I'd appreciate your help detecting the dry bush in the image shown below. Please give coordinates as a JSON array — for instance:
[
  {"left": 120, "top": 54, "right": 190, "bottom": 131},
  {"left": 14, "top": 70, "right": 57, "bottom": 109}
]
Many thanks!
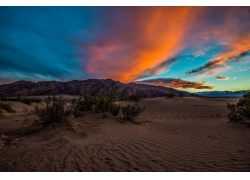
[
  {"left": 0, "top": 102, "right": 16, "bottom": 113},
  {"left": 33, "top": 96, "right": 71, "bottom": 125},
  {"left": 0, "top": 109, "right": 3, "bottom": 119},
  {"left": 20, "top": 97, "right": 41, "bottom": 105},
  {"left": 166, "top": 93, "right": 176, "bottom": 99},
  {"left": 71, "top": 91, "right": 120, "bottom": 117},
  {"left": 0, "top": 96, "right": 41, "bottom": 105},
  {"left": 227, "top": 92, "right": 250, "bottom": 126},
  {"left": 110, "top": 104, "right": 121, "bottom": 117},
  {"left": 128, "top": 94, "right": 141, "bottom": 103},
  {"left": 121, "top": 104, "right": 145, "bottom": 121}
]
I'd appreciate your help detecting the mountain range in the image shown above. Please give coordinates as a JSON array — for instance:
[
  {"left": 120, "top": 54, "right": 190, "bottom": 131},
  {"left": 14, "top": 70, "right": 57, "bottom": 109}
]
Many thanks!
[
  {"left": 196, "top": 90, "right": 250, "bottom": 97},
  {"left": 0, "top": 79, "right": 192, "bottom": 99}
]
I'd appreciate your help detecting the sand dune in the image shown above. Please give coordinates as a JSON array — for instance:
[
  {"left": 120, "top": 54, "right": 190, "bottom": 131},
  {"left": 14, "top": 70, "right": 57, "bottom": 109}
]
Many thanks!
[{"left": 0, "top": 97, "right": 249, "bottom": 172}]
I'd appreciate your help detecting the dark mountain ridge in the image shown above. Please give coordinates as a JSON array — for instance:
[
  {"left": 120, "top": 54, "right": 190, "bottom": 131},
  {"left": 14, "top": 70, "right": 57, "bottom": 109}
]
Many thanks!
[
  {"left": 0, "top": 79, "right": 192, "bottom": 99},
  {"left": 196, "top": 90, "right": 250, "bottom": 97}
]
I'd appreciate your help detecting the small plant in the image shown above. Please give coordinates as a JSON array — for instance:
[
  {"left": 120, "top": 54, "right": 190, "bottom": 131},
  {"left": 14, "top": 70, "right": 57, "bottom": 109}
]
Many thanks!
[
  {"left": 118, "top": 98, "right": 128, "bottom": 102},
  {"left": 0, "top": 109, "right": 3, "bottom": 119},
  {"left": 227, "top": 92, "right": 250, "bottom": 126},
  {"left": 0, "top": 96, "right": 41, "bottom": 105},
  {"left": 71, "top": 90, "right": 119, "bottom": 117},
  {"left": 33, "top": 96, "right": 71, "bottom": 125},
  {"left": 128, "top": 94, "right": 141, "bottom": 104},
  {"left": 166, "top": 93, "right": 176, "bottom": 99},
  {"left": 21, "top": 97, "right": 41, "bottom": 105},
  {"left": 121, "top": 104, "right": 145, "bottom": 121},
  {"left": 110, "top": 104, "right": 120, "bottom": 117},
  {"left": 0, "top": 102, "right": 16, "bottom": 113}
]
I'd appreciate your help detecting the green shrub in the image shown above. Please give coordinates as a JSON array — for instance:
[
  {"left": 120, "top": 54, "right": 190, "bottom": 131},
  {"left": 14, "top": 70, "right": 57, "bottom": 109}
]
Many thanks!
[
  {"left": 0, "top": 102, "right": 16, "bottom": 113},
  {"left": 227, "top": 92, "right": 250, "bottom": 126},
  {"left": 33, "top": 96, "right": 71, "bottom": 125},
  {"left": 121, "top": 104, "right": 145, "bottom": 121}
]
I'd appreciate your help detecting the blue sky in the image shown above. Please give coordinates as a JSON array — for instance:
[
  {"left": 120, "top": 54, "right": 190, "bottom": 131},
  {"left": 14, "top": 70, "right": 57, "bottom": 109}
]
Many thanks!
[{"left": 0, "top": 7, "right": 250, "bottom": 92}]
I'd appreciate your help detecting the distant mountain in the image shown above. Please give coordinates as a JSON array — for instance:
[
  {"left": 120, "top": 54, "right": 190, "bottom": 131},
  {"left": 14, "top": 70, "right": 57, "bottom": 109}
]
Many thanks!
[
  {"left": 196, "top": 90, "right": 250, "bottom": 97},
  {"left": 0, "top": 79, "right": 192, "bottom": 99}
]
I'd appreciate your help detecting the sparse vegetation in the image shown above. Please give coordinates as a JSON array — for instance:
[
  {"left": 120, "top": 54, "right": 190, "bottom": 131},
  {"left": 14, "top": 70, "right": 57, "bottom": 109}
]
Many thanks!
[
  {"left": 0, "top": 96, "right": 41, "bottom": 105},
  {"left": 128, "top": 94, "right": 141, "bottom": 104},
  {"left": 121, "top": 104, "right": 145, "bottom": 121},
  {"left": 227, "top": 92, "right": 250, "bottom": 126},
  {"left": 118, "top": 97, "right": 128, "bottom": 102},
  {"left": 33, "top": 96, "right": 71, "bottom": 125},
  {"left": 71, "top": 91, "right": 120, "bottom": 117},
  {"left": 110, "top": 104, "right": 120, "bottom": 117},
  {"left": 0, "top": 102, "right": 16, "bottom": 113},
  {"left": 0, "top": 109, "right": 3, "bottom": 119},
  {"left": 166, "top": 93, "right": 176, "bottom": 99}
]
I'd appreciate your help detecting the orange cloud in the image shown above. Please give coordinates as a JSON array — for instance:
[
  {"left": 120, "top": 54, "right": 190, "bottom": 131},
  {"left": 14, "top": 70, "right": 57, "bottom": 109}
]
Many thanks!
[
  {"left": 187, "top": 34, "right": 250, "bottom": 76},
  {"left": 83, "top": 7, "right": 200, "bottom": 82},
  {"left": 186, "top": 7, "right": 250, "bottom": 77},
  {"left": 82, "top": 7, "right": 250, "bottom": 82},
  {"left": 136, "top": 78, "right": 214, "bottom": 89}
]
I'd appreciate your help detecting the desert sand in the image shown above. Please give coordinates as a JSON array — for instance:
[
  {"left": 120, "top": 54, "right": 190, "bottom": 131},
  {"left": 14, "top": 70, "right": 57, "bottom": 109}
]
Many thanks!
[{"left": 0, "top": 97, "right": 249, "bottom": 172}]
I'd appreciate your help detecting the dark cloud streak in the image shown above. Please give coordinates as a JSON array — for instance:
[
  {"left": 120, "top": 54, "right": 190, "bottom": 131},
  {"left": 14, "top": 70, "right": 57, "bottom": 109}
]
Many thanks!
[
  {"left": 216, "top": 76, "right": 229, "bottom": 80},
  {"left": 186, "top": 49, "right": 250, "bottom": 76},
  {"left": 136, "top": 78, "right": 214, "bottom": 89}
]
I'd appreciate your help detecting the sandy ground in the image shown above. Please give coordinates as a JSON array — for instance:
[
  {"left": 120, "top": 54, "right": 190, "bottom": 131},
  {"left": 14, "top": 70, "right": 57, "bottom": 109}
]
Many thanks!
[{"left": 0, "top": 97, "right": 249, "bottom": 172}]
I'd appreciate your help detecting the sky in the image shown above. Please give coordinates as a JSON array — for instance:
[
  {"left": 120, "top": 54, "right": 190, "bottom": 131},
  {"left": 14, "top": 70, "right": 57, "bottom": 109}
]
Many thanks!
[{"left": 0, "top": 6, "right": 250, "bottom": 92}]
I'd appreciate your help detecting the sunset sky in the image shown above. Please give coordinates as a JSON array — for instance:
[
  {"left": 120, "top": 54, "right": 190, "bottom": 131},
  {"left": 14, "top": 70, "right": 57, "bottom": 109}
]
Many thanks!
[{"left": 0, "top": 6, "right": 250, "bottom": 92}]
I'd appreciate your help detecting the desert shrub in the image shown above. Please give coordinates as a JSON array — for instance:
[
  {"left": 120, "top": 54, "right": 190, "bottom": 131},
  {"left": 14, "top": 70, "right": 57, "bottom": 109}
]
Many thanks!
[
  {"left": 0, "top": 109, "right": 3, "bottom": 118},
  {"left": 0, "top": 102, "right": 16, "bottom": 113},
  {"left": 227, "top": 92, "right": 250, "bottom": 126},
  {"left": 166, "top": 93, "right": 176, "bottom": 99},
  {"left": 33, "top": 96, "right": 71, "bottom": 125},
  {"left": 71, "top": 91, "right": 119, "bottom": 117},
  {"left": 0, "top": 96, "right": 18, "bottom": 102},
  {"left": 128, "top": 94, "right": 141, "bottom": 103},
  {"left": 21, "top": 97, "right": 41, "bottom": 105},
  {"left": 118, "top": 98, "right": 128, "bottom": 102},
  {"left": 110, "top": 104, "right": 121, "bottom": 117},
  {"left": 121, "top": 104, "right": 145, "bottom": 121},
  {"left": 0, "top": 96, "right": 41, "bottom": 105},
  {"left": 70, "top": 97, "right": 84, "bottom": 117},
  {"left": 179, "top": 92, "right": 184, "bottom": 97}
]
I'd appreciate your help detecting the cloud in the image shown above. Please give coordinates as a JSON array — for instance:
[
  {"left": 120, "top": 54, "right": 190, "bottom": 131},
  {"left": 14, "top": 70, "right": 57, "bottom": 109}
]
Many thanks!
[
  {"left": 186, "top": 46, "right": 250, "bottom": 76},
  {"left": 136, "top": 57, "right": 179, "bottom": 79},
  {"left": 1, "top": 7, "right": 250, "bottom": 84},
  {"left": 216, "top": 76, "right": 229, "bottom": 80},
  {"left": 136, "top": 78, "right": 214, "bottom": 89},
  {"left": 81, "top": 7, "right": 201, "bottom": 82},
  {"left": 232, "top": 77, "right": 237, "bottom": 80},
  {"left": 0, "top": 7, "right": 90, "bottom": 82},
  {"left": 81, "top": 7, "right": 250, "bottom": 82}
]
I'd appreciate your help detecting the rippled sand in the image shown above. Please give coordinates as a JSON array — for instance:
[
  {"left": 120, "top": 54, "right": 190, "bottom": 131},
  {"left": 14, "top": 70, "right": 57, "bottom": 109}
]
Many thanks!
[{"left": 0, "top": 97, "right": 249, "bottom": 171}]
